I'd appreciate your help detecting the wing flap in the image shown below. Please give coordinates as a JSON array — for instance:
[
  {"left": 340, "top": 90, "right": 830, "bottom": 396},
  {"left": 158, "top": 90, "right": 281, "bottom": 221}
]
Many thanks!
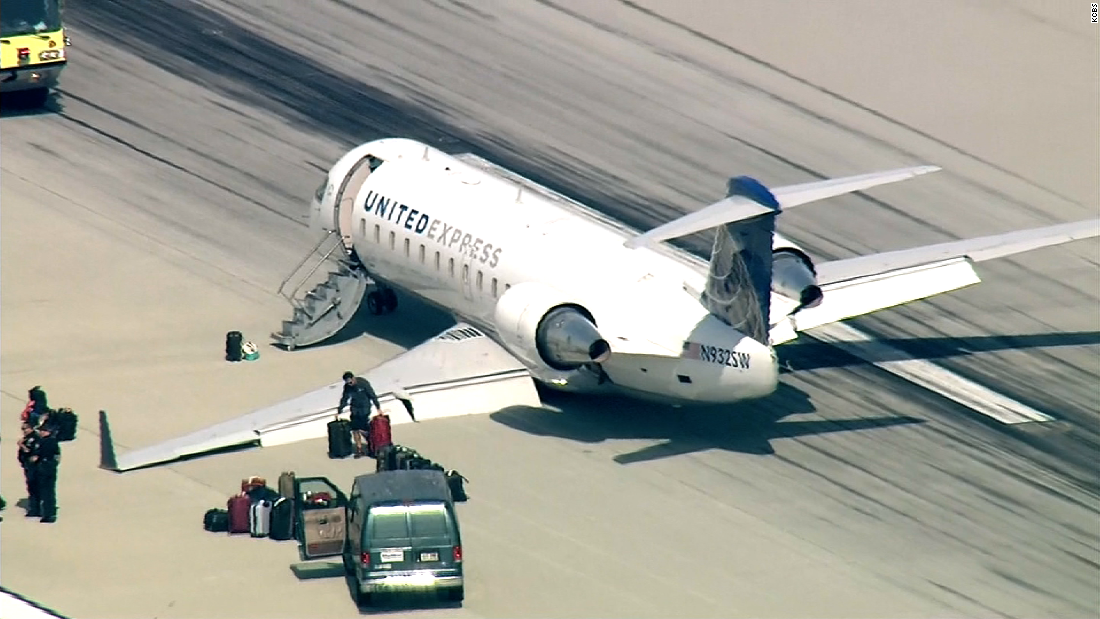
[
  {"left": 257, "top": 368, "right": 535, "bottom": 448},
  {"left": 112, "top": 323, "right": 539, "bottom": 471},
  {"left": 770, "top": 257, "right": 981, "bottom": 345},
  {"left": 816, "top": 218, "right": 1100, "bottom": 285}
]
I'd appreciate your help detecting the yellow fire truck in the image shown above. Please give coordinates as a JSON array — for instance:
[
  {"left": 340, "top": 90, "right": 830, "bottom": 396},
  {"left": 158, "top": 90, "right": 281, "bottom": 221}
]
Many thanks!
[{"left": 1, "top": 0, "right": 69, "bottom": 107}]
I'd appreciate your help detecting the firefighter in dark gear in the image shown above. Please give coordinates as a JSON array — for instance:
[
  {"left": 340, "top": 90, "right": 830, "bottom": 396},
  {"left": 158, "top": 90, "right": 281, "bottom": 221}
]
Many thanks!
[
  {"left": 338, "top": 371, "right": 382, "bottom": 458},
  {"left": 22, "top": 386, "right": 49, "bottom": 427},
  {"left": 33, "top": 424, "right": 61, "bottom": 523},
  {"left": 17, "top": 422, "right": 41, "bottom": 517}
]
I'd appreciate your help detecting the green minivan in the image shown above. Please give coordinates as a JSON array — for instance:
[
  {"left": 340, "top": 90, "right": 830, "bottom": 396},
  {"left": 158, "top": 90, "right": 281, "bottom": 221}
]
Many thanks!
[{"left": 341, "top": 470, "right": 464, "bottom": 606}]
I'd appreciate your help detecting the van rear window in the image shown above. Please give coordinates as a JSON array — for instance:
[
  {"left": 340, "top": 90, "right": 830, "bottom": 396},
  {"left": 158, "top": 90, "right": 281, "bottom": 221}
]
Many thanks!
[
  {"left": 409, "top": 504, "right": 449, "bottom": 538},
  {"left": 369, "top": 506, "right": 410, "bottom": 540},
  {"left": 368, "top": 503, "right": 449, "bottom": 541}
]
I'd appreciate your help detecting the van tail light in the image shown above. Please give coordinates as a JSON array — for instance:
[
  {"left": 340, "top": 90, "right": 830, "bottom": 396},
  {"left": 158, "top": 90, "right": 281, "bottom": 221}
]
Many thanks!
[
  {"left": 453, "top": 545, "right": 462, "bottom": 562},
  {"left": 360, "top": 552, "right": 370, "bottom": 566}
]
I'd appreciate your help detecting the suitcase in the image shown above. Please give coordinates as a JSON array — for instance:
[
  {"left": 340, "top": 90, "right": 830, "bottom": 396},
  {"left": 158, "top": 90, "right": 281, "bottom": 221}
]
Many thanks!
[
  {"left": 53, "top": 408, "right": 78, "bottom": 441},
  {"left": 269, "top": 497, "right": 295, "bottom": 541},
  {"left": 225, "top": 330, "right": 243, "bottom": 362},
  {"left": 247, "top": 486, "right": 280, "bottom": 504},
  {"left": 445, "top": 470, "right": 469, "bottom": 502},
  {"left": 227, "top": 494, "right": 251, "bottom": 534},
  {"left": 250, "top": 499, "right": 272, "bottom": 538},
  {"left": 278, "top": 471, "right": 296, "bottom": 501},
  {"left": 204, "top": 508, "right": 229, "bottom": 532},
  {"left": 394, "top": 445, "right": 421, "bottom": 470},
  {"left": 241, "top": 476, "right": 266, "bottom": 493},
  {"left": 375, "top": 445, "right": 398, "bottom": 472},
  {"left": 327, "top": 419, "right": 353, "bottom": 459},
  {"left": 368, "top": 414, "right": 393, "bottom": 455}
]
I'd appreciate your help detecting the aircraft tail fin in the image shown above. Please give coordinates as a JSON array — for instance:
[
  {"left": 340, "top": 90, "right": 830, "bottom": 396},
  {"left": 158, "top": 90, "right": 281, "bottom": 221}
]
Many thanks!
[{"left": 699, "top": 177, "right": 780, "bottom": 345}]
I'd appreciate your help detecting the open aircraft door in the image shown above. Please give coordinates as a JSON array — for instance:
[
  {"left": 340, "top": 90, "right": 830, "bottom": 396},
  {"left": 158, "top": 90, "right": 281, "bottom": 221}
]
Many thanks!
[{"left": 294, "top": 476, "right": 348, "bottom": 559}]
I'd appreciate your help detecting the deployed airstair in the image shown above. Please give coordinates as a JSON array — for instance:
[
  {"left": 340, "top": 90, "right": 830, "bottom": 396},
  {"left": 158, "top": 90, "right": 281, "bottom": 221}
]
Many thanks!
[{"left": 271, "top": 230, "right": 370, "bottom": 350}]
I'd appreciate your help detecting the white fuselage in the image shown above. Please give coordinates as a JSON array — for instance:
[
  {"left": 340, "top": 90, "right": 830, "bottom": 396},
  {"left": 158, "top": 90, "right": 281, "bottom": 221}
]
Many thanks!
[{"left": 311, "top": 138, "right": 780, "bottom": 405}]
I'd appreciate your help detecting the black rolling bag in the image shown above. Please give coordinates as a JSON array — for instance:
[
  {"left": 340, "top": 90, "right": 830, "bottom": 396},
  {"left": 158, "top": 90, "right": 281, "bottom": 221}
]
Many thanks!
[
  {"left": 225, "top": 331, "right": 243, "bottom": 362},
  {"left": 327, "top": 419, "right": 353, "bottom": 458}
]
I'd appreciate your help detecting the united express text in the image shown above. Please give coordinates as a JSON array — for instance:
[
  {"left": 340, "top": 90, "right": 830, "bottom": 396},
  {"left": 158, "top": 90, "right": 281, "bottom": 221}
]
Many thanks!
[{"left": 363, "top": 190, "right": 502, "bottom": 268}]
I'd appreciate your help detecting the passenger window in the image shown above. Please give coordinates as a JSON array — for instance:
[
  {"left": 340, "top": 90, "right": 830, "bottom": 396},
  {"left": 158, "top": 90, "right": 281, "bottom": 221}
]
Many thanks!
[
  {"left": 476, "top": 270, "right": 483, "bottom": 289},
  {"left": 435, "top": 251, "right": 441, "bottom": 270},
  {"left": 404, "top": 238, "right": 410, "bottom": 257},
  {"left": 358, "top": 219, "right": 366, "bottom": 237},
  {"left": 298, "top": 479, "right": 339, "bottom": 509},
  {"left": 491, "top": 278, "right": 498, "bottom": 297},
  {"left": 419, "top": 244, "right": 425, "bottom": 263},
  {"left": 463, "top": 264, "right": 469, "bottom": 283},
  {"left": 448, "top": 258, "right": 455, "bottom": 277},
  {"left": 389, "top": 231, "right": 395, "bottom": 250},
  {"left": 374, "top": 224, "right": 380, "bottom": 243}
]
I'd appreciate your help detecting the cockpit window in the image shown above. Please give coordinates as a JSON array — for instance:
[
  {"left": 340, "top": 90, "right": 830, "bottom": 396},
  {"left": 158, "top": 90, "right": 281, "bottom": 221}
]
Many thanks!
[{"left": 313, "top": 179, "right": 327, "bottom": 202}]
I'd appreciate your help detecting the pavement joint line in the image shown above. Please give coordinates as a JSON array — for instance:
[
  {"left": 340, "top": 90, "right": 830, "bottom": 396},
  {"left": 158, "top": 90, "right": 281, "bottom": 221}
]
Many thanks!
[{"left": 804, "top": 321, "right": 1056, "bottom": 424}]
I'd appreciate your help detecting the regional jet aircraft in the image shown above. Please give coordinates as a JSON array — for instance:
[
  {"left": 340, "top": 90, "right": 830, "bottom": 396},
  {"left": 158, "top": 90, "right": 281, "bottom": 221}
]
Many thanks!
[{"left": 112, "top": 138, "right": 1099, "bottom": 471}]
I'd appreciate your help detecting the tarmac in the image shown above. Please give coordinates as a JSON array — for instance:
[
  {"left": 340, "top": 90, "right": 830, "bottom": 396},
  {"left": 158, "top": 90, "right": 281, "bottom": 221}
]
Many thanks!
[{"left": 1, "top": 1, "right": 1097, "bottom": 618}]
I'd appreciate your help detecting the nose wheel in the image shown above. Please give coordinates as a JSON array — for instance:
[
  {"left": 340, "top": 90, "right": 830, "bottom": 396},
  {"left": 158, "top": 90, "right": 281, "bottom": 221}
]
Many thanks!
[{"left": 366, "top": 287, "right": 398, "bottom": 315}]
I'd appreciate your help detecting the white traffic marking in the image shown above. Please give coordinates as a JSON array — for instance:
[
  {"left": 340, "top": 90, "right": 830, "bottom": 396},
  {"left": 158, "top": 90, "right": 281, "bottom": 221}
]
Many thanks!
[{"left": 805, "top": 322, "right": 1055, "bottom": 424}]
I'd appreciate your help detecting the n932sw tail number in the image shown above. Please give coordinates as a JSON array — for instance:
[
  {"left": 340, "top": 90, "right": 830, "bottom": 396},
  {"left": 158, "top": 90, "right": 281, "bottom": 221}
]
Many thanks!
[{"left": 697, "top": 343, "right": 751, "bottom": 369}]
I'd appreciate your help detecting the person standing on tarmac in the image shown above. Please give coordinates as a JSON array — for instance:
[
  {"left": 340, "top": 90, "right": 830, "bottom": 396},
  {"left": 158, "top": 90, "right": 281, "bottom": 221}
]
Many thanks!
[
  {"left": 22, "top": 386, "right": 49, "bottom": 427},
  {"left": 17, "top": 422, "right": 41, "bottom": 518},
  {"left": 338, "top": 371, "right": 382, "bottom": 458},
  {"left": 32, "top": 424, "right": 61, "bottom": 523}
]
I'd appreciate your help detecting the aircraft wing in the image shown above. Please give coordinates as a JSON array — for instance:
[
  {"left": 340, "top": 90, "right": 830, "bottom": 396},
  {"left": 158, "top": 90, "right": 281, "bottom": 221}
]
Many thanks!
[
  {"left": 814, "top": 218, "right": 1100, "bottom": 284},
  {"left": 769, "top": 219, "right": 1100, "bottom": 345},
  {"left": 111, "top": 323, "right": 540, "bottom": 472}
]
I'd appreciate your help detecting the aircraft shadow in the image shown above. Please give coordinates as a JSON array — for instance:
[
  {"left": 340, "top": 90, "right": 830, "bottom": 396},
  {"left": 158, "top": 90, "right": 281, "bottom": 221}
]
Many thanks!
[
  {"left": 491, "top": 383, "right": 924, "bottom": 464},
  {"left": 777, "top": 331, "right": 1100, "bottom": 373}
]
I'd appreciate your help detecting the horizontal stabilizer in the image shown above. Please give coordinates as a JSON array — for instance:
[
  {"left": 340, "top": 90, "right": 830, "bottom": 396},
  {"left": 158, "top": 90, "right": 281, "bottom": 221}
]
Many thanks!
[
  {"left": 112, "top": 324, "right": 540, "bottom": 471},
  {"left": 816, "top": 218, "right": 1100, "bottom": 285},
  {"left": 625, "top": 166, "right": 940, "bottom": 249}
]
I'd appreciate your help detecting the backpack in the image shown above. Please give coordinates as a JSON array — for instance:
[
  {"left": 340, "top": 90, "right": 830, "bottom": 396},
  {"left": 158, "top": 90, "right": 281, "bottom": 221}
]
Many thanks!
[
  {"left": 446, "top": 470, "right": 469, "bottom": 502},
  {"left": 53, "top": 408, "right": 78, "bottom": 442},
  {"left": 204, "top": 508, "right": 229, "bottom": 532}
]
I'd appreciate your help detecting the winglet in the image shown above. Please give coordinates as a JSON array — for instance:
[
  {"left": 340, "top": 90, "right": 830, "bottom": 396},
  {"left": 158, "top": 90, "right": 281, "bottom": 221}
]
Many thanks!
[{"left": 624, "top": 165, "right": 941, "bottom": 249}]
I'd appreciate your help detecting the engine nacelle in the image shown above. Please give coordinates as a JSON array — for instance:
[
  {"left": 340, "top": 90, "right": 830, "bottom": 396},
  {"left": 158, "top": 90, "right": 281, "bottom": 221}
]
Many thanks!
[
  {"left": 494, "top": 282, "right": 611, "bottom": 372},
  {"left": 772, "top": 247, "right": 823, "bottom": 311}
]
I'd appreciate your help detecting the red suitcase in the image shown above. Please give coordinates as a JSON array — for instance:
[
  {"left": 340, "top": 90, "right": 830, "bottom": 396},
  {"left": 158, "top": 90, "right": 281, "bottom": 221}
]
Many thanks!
[
  {"left": 227, "top": 494, "right": 251, "bottom": 534},
  {"left": 368, "top": 413, "right": 392, "bottom": 456}
]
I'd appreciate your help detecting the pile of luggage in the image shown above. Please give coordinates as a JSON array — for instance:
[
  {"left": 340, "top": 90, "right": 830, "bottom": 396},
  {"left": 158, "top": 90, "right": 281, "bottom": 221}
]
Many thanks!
[
  {"left": 225, "top": 330, "right": 259, "bottom": 362},
  {"left": 202, "top": 473, "right": 297, "bottom": 540},
  {"left": 323, "top": 410, "right": 469, "bottom": 503},
  {"left": 378, "top": 445, "right": 469, "bottom": 502}
]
